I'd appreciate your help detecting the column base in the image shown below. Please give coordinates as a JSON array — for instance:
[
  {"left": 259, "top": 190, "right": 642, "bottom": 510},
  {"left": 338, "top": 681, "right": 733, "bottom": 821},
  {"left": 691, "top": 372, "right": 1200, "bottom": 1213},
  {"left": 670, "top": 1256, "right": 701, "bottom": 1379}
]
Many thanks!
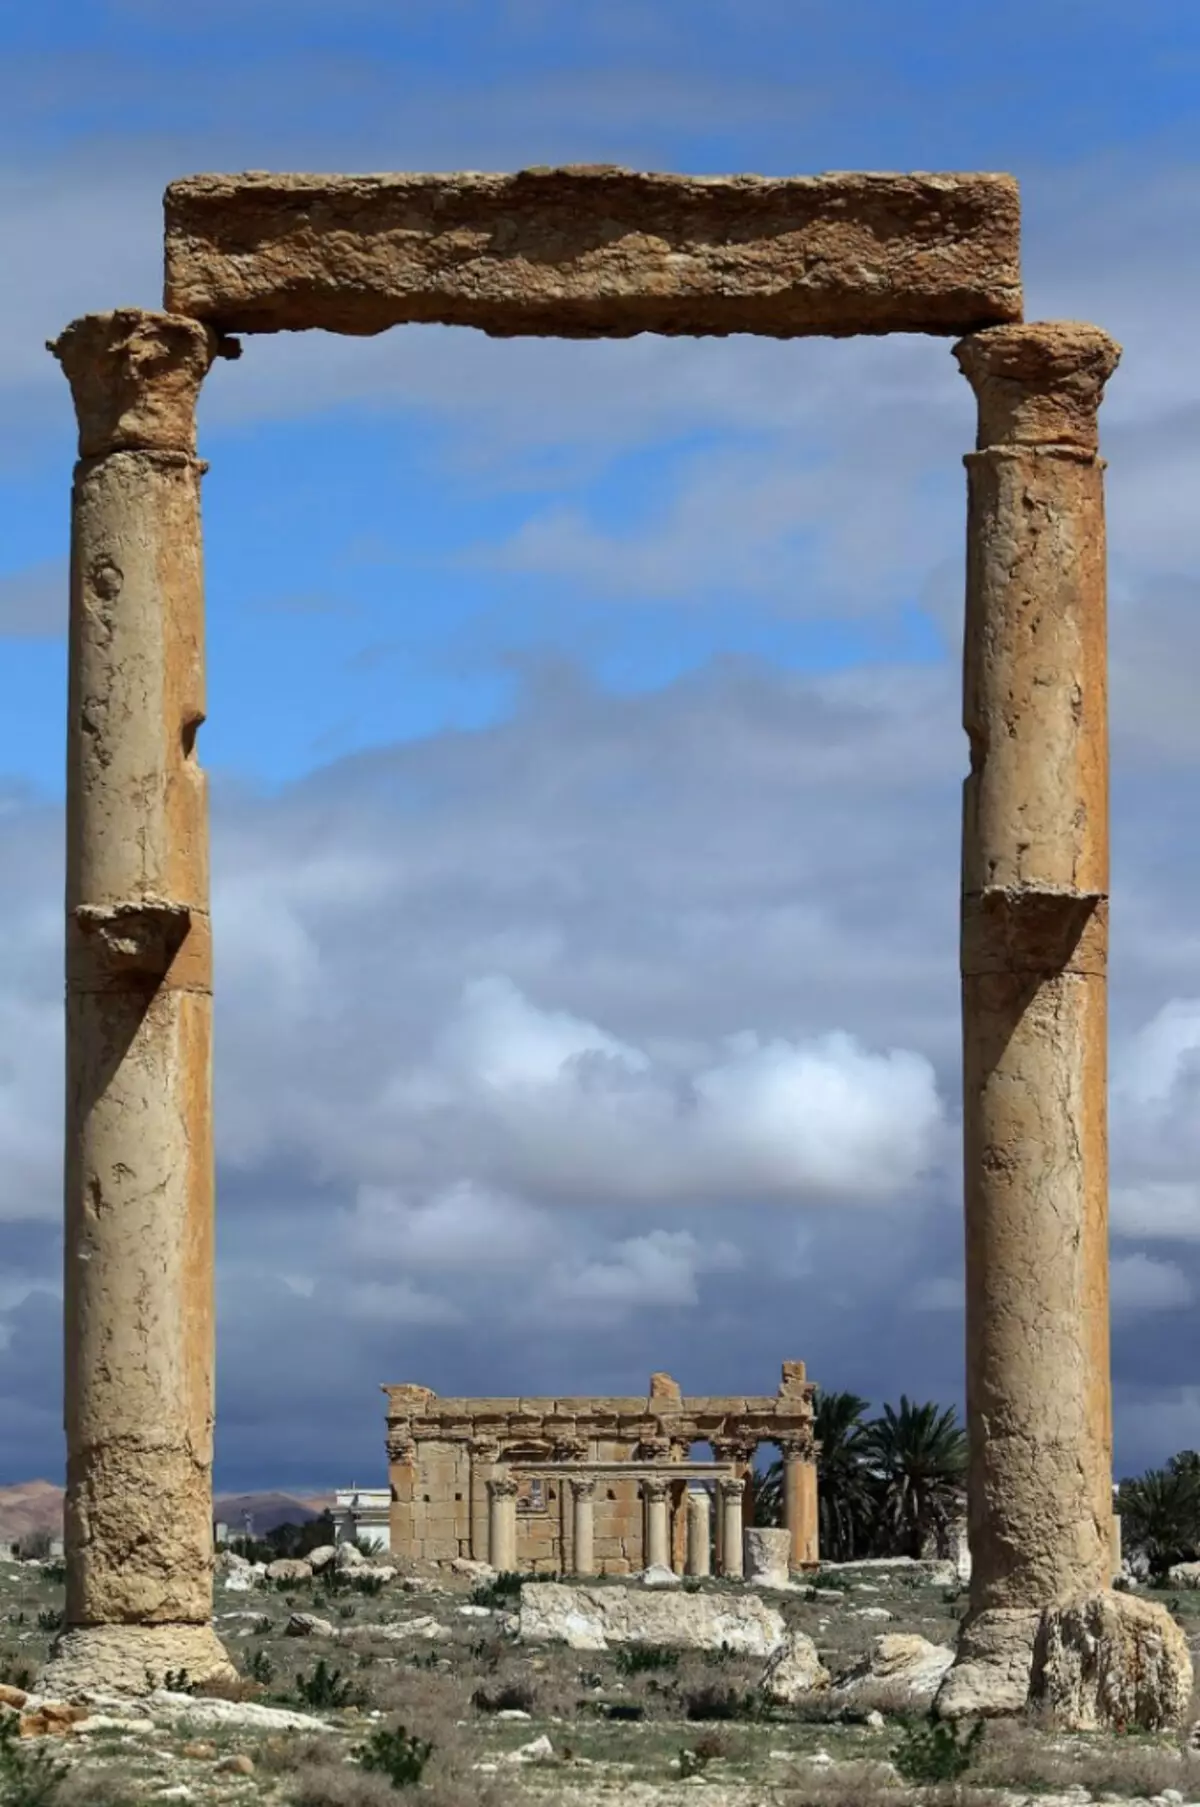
[
  {"left": 38, "top": 1623, "right": 237, "bottom": 1699},
  {"left": 935, "top": 1592, "right": 1192, "bottom": 1730}
]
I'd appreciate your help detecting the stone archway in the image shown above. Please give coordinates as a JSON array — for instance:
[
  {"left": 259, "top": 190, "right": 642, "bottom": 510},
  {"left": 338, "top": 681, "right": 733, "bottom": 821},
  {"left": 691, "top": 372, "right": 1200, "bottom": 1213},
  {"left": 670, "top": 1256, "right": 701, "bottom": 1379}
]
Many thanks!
[{"left": 39, "top": 165, "right": 1189, "bottom": 1723}]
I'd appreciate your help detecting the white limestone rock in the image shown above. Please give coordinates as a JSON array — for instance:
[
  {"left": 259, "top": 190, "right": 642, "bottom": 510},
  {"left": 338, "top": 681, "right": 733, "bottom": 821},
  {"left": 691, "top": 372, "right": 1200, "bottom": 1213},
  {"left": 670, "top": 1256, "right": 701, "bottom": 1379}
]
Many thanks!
[
  {"left": 266, "top": 1559, "right": 313, "bottom": 1582},
  {"left": 760, "top": 1630, "right": 830, "bottom": 1703},
  {"left": 1168, "top": 1561, "right": 1200, "bottom": 1589},
  {"left": 307, "top": 1545, "right": 338, "bottom": 1573},
  {"left": 839, "top": 1633, "right": 955, "bottom": 1708},
  {"left": 519, "top": 1582, "right": 787, "bottom": 1656},
  {"left": 147, "top": 1690, "right": 330, "bottom": 1733},
  {"left": 744, "top": 1528, "right": 791, "bottom": 1589},
  {"left": 639, "top": 1564, "right": 682, "bottom": 1589},
  {"left": 335, "top": 1542, "right": 368, "bottom": 1569}
]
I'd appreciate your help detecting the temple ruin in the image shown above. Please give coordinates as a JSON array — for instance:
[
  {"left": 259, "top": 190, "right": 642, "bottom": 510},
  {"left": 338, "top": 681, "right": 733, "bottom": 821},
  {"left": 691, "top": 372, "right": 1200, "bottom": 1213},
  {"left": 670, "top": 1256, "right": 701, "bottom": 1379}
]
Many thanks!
[
  {"left": 383, "top": 1364, "right": 819, "bottom": 1577},
  {"left": 39, "top": 163, "right": 1191, "bottom": 1723}
]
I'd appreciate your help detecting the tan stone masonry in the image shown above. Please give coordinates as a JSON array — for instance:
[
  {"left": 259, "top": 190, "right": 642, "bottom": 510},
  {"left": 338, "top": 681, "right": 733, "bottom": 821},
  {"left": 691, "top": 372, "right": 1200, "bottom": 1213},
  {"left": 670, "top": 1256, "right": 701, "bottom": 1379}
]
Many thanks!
[{"left": 382, "top": 1365, "right": 817, "bottom": 1576}]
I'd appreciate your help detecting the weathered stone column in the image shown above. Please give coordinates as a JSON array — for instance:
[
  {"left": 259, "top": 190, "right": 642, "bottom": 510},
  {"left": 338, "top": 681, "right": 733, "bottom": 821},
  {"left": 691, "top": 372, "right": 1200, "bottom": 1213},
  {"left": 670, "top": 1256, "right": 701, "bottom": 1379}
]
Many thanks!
[
  {"left": 937, "top": 322, "right": 1190, "bottom": 1729},
  {"left": 487, "top": 1475, "right": 519, "bottom": 1573},
  {"left": 718, "top": 1477, "right": 745, "bottom": 1579},
  {"left": 686, "top": 1489, "right": 712, "bottom": 1577},
  {"left": 571, "top": 1479, "right": 596, "bottom": 1578},
  {"left": 644, "top": 1478, "right": 671, "bottom": 1571},
  {"left": 782, "top": 1433, "right": 820, "bottom": 1570},
  {"left": 41, "top": 310, "right": 235, "bottom": 1695}
]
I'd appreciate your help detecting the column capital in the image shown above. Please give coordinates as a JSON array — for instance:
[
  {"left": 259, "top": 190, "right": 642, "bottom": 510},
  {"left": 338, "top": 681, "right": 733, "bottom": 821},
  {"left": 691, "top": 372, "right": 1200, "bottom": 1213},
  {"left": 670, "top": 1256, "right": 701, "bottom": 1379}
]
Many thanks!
[
  {"left": 718, "top": 1475, "right": 746, "bottom": 1501},
  {"left": 49, "top": 309, "right": 235, "bottom": 460},
  {"left": 571, "top": 1477, "right": 597, "bottom": 1501},
  {"left": 954, "top": 321, "right": 1121, "bottom": 454},
  {"left": 712, "top": 1437, "right": 756, "bottom": 1465},
  {"left": 779, "top": 1429, "right": 819, "bottom": 1463},
  {"left": 488, "top": 1474, "right": 519, "bottom": 1500},
  {"left": 643, "top": 1477, "right": 671, "bottom": 1503}
]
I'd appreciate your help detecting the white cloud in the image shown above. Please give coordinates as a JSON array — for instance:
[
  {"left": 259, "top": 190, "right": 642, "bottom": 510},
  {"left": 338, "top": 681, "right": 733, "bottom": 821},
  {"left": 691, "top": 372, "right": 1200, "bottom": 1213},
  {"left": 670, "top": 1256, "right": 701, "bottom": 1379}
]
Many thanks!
[
  {"left": 543, "top": 1229, "right": 743, "bottom": 1317},
  {"left": 910, "top": 1276, "right": 963, "bottom": 1313},
  {"left": 382, "top": 973, "right": 944, "bottom": 1209},
  {"left": 1111, "top": 1182, "right": 1200, "bottom": 1244},
  {"left": 1110, "top": 1253, "right": 1192, "bottom": 1316}
]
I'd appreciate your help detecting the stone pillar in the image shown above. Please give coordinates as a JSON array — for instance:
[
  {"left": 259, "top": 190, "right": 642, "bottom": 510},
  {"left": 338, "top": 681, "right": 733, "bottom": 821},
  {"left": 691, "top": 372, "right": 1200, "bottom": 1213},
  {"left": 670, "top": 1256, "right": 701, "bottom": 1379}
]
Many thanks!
[
  {"left": 487, "top": 1475, "right": 519, "bottom": 1573},
  {"left": 572, "top": 1479, "right": 596, "bottom": 1578},
  {"left": 937, "top": 322, "right": 1190, "bottom": 1729},
  {"left": 644, "top": 1478, "right": 671, "bottom": 1571},
  {"left": 387, "top": 1429, "right": 418, "bottom": 1563},
  {"left": 41, "top": 310, "right": 236, "bottom": 1696},
  {"left": 686, "top": 1489, "right": 712, "bottom": 1577},
  {"left": 718, "top": 1477, "right": 745, "bottom": 1579},
  {"left": 782, "top": 1433, "right": 820, "bottom": 1570}
]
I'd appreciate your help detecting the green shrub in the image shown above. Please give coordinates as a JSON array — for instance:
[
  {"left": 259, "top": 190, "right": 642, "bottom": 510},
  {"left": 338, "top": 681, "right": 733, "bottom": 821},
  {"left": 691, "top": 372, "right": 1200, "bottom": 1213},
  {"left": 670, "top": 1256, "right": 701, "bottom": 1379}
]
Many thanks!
[
  {"left": 295, "top": 1658, "right": 361, "bottom": 1710},
  {"left": 614, "top": 1644, "right": 680, "bottom": 1676},
  {"left": 471, "top": 1681, "right": 535, "bottom": 1714},
  {"left": 35, "top": 1612, "right": 62, "bottom": 1635},
  {"left": 0, "top": 1712, "right": 70, "bottom": 1807},
  {"left": 684, "top": 1683, "right": 763, "bottom": 1722},
  {"left": 891, "top": 1714, "right": 984, "bottom": 1784},
  {"left": 470, "top": 1572, "right": 523, "bottom": 1610},
  {"left": 246, "top": 1648, "right": 274, "bottom": 1686},
  {"left": 357, "top": 1724, "right": 433, "bottom": 1789}
]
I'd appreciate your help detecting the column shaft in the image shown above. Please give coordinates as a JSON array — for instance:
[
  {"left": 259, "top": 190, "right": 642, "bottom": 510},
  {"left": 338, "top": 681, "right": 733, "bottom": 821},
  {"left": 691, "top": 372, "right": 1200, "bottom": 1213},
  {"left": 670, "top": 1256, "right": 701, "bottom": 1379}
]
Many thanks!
[
  {"left": 719, "top": 1478, "right": 744, "bottom": 1578},
  {"left": 784, "top": 1440, "right": 820, "bottom": 1570},
  {"left": 44, "top": 310, "right": 232, "bottom": 1693},
  {"left": 488, "top": 1477, "right": 518, "bottom": 1572},
  {"left": 686, "top": 1490, "right": 712, "bottom": 1577},
  {"left": 572, "top": 1481, "right": 596, "bottom": 1577},
  {"left": 957, "top": 323, "right": 1118, "bottom": 1616},
  {"left": 644, "top": 1481, "right": 671, "bottom": 1570}
]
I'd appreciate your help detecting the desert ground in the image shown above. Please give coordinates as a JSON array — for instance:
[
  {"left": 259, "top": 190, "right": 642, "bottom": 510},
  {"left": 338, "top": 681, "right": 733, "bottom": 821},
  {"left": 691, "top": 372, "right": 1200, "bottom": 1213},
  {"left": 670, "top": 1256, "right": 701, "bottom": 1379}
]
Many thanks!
[{"left": 3, "top": 1551, "right": 1200, "bottom": 1807}]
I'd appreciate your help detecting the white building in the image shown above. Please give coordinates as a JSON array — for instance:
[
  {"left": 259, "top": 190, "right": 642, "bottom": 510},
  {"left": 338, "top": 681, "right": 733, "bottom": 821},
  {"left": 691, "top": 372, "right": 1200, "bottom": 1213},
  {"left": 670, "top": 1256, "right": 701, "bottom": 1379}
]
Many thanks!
[{"left": 333, "top": 1487, "right": 391, "bottom": 1553}]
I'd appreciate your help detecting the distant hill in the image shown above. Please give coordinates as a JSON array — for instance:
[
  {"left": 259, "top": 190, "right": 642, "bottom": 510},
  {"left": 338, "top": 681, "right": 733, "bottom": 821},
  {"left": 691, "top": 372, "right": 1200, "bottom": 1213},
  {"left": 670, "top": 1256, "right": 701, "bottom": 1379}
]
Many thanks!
[{"left": 0, "top": 1483, "right": 335, "bottom": 1545}]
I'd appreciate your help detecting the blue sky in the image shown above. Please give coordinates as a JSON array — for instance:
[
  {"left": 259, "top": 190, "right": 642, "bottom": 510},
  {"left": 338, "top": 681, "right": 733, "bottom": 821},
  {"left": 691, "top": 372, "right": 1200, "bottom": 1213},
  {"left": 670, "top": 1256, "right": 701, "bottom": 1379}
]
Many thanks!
[{"left": 2, "top": 0, "right": 1200, "bottom": 1491}]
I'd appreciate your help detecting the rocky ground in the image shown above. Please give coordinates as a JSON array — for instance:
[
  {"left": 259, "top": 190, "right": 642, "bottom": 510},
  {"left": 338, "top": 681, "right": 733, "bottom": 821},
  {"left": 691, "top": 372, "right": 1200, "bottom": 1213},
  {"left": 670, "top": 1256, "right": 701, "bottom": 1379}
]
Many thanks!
[{"left": 3, "top": 1548, "right": 1200, "bottom": 1805}]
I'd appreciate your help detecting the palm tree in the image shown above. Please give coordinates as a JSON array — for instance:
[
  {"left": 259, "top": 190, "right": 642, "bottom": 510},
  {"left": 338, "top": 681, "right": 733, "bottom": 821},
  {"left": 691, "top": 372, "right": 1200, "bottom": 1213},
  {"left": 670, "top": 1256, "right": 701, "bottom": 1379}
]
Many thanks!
[
  {"left": 752, "top": 1389, "right": 873, "bottom": 1562},
  {"left": 1118, "top": 1464, "right": 1200, "bottom": 1581},
  {"left": 860, "top": 1396, "right": 967, "bottom": 1558}
]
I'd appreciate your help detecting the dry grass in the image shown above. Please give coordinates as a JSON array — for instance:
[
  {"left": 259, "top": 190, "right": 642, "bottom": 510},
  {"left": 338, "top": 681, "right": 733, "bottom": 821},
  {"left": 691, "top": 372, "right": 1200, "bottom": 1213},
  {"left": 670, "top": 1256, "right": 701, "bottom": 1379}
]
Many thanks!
[
  {"left": 287, "top": 1761, "right": 405, "bottom": 1807},
  {"left": 973, "top": 1714, "right": 1199, "bottom": 1796}
]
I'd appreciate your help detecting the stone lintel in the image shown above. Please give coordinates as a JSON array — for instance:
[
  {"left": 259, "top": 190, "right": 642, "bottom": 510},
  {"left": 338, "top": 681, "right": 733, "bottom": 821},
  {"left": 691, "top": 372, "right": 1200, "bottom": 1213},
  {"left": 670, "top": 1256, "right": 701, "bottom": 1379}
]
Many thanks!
[{"left": 164, "top": 168, "right": 1022, "bottom": 340}]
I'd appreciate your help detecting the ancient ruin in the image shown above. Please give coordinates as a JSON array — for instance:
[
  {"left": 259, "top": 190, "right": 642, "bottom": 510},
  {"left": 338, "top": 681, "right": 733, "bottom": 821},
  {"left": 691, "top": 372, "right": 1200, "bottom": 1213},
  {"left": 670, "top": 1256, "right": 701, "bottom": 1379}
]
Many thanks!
[
  {"left": 382, "top": 1365, "right": 819, "bottom": 1577},
  {"left": 40, "top": 163, "right": 1189, "bottom": 1723}
]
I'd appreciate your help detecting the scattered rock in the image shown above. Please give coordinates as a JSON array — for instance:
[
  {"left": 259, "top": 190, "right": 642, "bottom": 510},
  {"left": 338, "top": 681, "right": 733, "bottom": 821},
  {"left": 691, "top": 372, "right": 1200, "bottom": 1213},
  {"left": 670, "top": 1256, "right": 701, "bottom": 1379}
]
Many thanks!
[
  {"left": 451, "top": 1558, "right": 495, "bottom": 1580},
  {"left": 744, "top": 1528, "right": 791, "bottom": 1589},
  {"left": 221, "top": 1570, "right": 259, "bottom": 1593},
  {"left": 639, "top": 1564, "right": 681, "bottom": 1589},
  {"left": 334, "top": 1542, "right": 367, "bottom": 1570},
  {"left": 286, "top": 1613, "right": 338, "bottom": 1639},
  {"left": 17, "top": 1702, "right": 87, "bottom": 1739},
  {"left": 147, "top": 1690, "right": 329, "bottom": 1733},
  {"left": 458, "top": 1604, "right": 492, "bottom": 1618},
  {"left": 1168, "top": 1561, "right": 1200, "bottom": 1589},
  {"left": 851, "top": 1607, "right": 894, "bottom": 1620},
  {"left": 760, "top": 1630, "right": 830, "bottom": 1703},
  {"left": 215, "top": 1754, "right": 256, "bottom": 1776},
  {"left": 179, "top": 1742, "right": 218, "bottom": 1759},
  {"left": 501, "top": 1733, "right": 555, "bottom": 1765},
  {"left": 935, "top": 1608, "right": 1041, "bottom": 1720},
  {"left": 0, "top": 1682, "right": 28, "bottom": 1710},
  {"left": 1033, "top": 1590, "right": 1193, "bottom": 1731},
  {"left": 374, "top": 1615, "right": 442, "bottom": 1641},
  {"left": 840, "top": 1633, "right": 955, "bottom": 1708},
  {"left": 265, "top": 1558, "right": 312, "bottom": 1582},
  {"left": 519, "top": 1581, "right": 787, "bottom": 1656}
]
